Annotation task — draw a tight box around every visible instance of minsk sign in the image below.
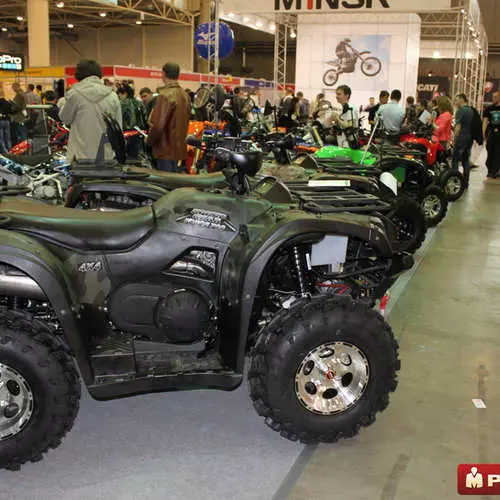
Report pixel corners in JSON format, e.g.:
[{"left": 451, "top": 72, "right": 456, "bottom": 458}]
[{"left": 226, "top": 0, "right": 450, "bottom": 13}]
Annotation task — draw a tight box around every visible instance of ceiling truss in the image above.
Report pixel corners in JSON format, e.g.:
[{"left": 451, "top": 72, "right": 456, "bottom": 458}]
[{"left": 0, "top": 0, "right": 196, "bottom": 37}]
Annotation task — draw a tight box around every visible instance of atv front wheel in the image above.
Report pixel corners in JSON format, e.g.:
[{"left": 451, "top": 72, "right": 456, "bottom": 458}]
[
  {"left": 388, "top": 197, "right": 426, "bottom": 253},
  {"left": 0, "top": 311, "right": 81, "bottom": 470},
  {"left": 248, "top": 296, "right": 399, "bottom": 443},
  {"left": 440, "top": 169, "right": 465, "bottom": 202},
  {"left": 421, "top": 185, "right": 448, "bottom": 227}
]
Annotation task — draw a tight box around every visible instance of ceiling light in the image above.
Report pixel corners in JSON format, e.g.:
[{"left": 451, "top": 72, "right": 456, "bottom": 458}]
[
  {"left": 269, "top": 23, "right": 276, "bottom": 31},
  {"left": 136, "top": 20, "right": 142, "bottom": 24},
  {"left": 465, "top": 51, "right": 472, "bottom": 58},
  {"left": 256, "top": 21, "right": 263, "bottom": 28},
  {"left": 99, "top": 12, "right": 107, "bottom": 17},
  {"left": 228, "top": 12, "right": 235, "bottom": 18},
  {"left": 1, "top": 28, "right": 7, "bottom": 32},
  {"left": 290, "top": 29, "right": 296, "bottom": 39},
  {"left": 480, "top": 49, "right": 484, "bottom": 55},
  {"left": 56, "top": 1, "right": 64, "bottom": 7},
  {"left": 243, "top": 16, "right": 249, "bottom": 22},
  {"left": 460, "top": 8, "right": 465, "bottom": 14},
  {"left": 433, "top": 51, "right": 440, "bottom": 58},
  {"left": 16, "top": 16, "right": 23, "bottom": 21},
  {"left": 67, "top": 23, "right": 74, "bottom": 28}
]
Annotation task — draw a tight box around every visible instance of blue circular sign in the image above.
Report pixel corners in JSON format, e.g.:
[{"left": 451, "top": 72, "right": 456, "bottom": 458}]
[{"left": 195, "top": 22, "right": 235, "bottom": 60}]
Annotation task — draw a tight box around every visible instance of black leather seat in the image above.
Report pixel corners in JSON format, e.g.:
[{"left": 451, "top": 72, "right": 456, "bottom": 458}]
[
  {"left": 135, "top": 168, "right": 226, "bottom": 189},
  {"left": 0, "top": 197, "right": 154, "bottom": 252}
]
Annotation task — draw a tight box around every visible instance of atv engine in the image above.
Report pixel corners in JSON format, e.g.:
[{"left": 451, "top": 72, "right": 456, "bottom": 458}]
[
  {"left": 33, "top": 183, "right": 58, "bottom": 201},
  {"left": 109, "top": 283, "right": 212, "bottom": 344}
]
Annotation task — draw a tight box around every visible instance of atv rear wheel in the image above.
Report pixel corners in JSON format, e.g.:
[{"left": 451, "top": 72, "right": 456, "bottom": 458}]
[
  {"left": 248, "top": 296, "right": 399, "bottom": 443},
  {"left": 388, "top": 197, "right": 426, "bottom": 253},
  {"left": 440, "top": 169, "right": 465, "bottom": 202},
  {"left": 0, "top": 311, "right": 81, "bottom": 470},
  {"left": 421, "top": 185, "right": 448, "bottom": 227}
]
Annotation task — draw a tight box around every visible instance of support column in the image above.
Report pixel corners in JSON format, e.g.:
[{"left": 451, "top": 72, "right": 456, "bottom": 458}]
[
  {"left": 141, "top": 26, "right": 147, "bottom": 66},
  {"left": 27, "top": 0, "right": 50, "bottom": 67}
]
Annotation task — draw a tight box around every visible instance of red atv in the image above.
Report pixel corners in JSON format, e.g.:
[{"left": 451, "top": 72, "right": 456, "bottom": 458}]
[{"left": 400, "top": 131, "right": 465, "bottom": 202}]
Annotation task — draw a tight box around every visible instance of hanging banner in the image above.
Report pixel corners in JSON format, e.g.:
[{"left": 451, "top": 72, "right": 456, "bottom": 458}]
[
  {"left": 0, "top": 53, "right": 24, "bottom": 72},
  {"left": 195, "top": 22, "right": 235, "bottom": 60},
  {"left": 416, "top": 76, "right": 450, "bottom": 102},
  {"left": 225, "top": 0, "right": 450, "bottom": 13}
]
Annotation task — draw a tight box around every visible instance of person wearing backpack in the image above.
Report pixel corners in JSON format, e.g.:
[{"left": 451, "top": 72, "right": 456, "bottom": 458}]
[
  {"left": 483, "top": 91, "right": 500, "bottom": 178},
  {"left": 452, "top": 94, "right": 477, "bottom": 189}
]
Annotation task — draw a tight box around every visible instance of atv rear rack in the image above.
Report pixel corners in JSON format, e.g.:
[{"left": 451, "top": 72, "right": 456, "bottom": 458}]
[{"left": 285, "top": 181, "right": 391, "bottom": 214}]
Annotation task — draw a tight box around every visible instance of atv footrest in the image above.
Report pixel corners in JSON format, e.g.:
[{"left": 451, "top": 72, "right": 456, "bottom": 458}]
[
  {"left": 90, "top": 332, "right": 136, "bottom": 383},
  {"left": 136, "top": 350, "right": 223, "bottom": 377}
]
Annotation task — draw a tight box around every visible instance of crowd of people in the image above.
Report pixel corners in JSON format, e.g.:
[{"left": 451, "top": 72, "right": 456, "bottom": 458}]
[
  {"left": 1, "top": 62, "right": 499, "bottom": 182},
  {"left": 0, "top": 59, "right": 192, "bottom": 171},
  {"left": 280, "top": 86, "right": 500, "bottom": 189}
]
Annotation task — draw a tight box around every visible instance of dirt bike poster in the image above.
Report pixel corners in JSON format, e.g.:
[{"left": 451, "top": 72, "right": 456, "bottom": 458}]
[{"left": 322, "top": 35, "right": 390, "bottom": 90}]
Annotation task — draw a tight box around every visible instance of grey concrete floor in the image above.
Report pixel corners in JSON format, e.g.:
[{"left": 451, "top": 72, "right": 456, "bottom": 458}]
[{"left": 286, "top": 170, "right": 500, "bottom": 499}]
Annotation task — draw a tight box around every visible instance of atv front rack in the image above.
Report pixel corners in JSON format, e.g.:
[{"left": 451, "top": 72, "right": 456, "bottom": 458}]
[{"left": 285, "top": 181, "right": 391, "bottom": 214}]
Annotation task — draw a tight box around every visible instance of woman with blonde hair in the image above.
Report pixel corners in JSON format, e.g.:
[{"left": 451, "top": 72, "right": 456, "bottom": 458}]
[{"left": 432, "top": 95, "right": 453, "bottom": 147}]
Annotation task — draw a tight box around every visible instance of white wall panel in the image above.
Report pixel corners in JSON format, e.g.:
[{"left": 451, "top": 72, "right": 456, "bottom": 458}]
[{"left": 295, "top": 13, "right": 421, "bottom": 109}]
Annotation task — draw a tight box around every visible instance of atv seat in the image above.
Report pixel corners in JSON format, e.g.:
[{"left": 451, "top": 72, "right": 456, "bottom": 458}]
[
  {"left": 133, "top": 168, "right": 227, "bottom": 189},
  {"left": 0, "top": 197, "right": 154, "bottom": 251}
]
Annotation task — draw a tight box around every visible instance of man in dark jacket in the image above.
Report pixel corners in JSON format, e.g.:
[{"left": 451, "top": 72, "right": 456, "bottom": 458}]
[
  {"left": 453, "top": 93, "right": 474, "bottom": 188},
  {"left": 148, "top": 62, "right": 190, "bottom": 172},
  {"left": 10, "top": 82, "right": 27, "bottom": 146}
]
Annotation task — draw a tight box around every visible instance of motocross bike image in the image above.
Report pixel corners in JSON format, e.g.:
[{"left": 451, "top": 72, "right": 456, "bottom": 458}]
[
  {"left": 0, "top": 141, "right": 408, "bottom": 469},
  {"left": 323, "top": 39, "right": 382, "bottom": 87}
]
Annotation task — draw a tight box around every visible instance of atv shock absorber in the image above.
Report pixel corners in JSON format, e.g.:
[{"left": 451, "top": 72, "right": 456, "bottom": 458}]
[{"left": 292, "top": 247, "right": 309, "bottom": 297}]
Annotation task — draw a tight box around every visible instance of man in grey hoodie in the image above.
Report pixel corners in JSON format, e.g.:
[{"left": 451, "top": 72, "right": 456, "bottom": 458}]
[{"left": 60, "top": 59, "right": 122, "bottom": 163}]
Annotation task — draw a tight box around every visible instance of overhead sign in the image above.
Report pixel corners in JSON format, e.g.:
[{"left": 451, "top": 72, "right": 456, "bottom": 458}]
[
  {"left": 0, "top": 53, "right": 24, "bottom": 72},
  {"left": 416, "top": 76, "right": 450, "bottom": 101},
  {"left": 195, "top": 22, "right": 235, "bottom": 60},
  {"left": 225, "top": 0, "right": 450, "bottom": 13}
]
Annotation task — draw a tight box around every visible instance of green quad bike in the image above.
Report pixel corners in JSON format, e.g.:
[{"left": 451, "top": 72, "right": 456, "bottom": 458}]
[
  {"left": 0, "top": 148, "right": 410, "bottom": 470},
  {"left": 66, "top": 124, "right": 426, "bottom": 256}
]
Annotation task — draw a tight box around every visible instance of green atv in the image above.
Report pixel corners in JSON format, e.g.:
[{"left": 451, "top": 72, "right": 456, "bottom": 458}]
[{"left": 0, "top": 149, "right": 408, "bottom": 470}]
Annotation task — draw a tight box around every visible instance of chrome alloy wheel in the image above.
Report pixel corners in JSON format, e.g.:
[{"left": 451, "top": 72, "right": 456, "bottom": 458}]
[
  {"left": 422, "top": 194, "right": 441, "bottom": 220},
  {"left": 295, "top": 342, "right": 369, "bottom": 415},
  {"left": 445, "top": 176, "right": 462, "bottom": 196},
  {"left": 0, "top": 363, "right": 34, "bottom": 440}
]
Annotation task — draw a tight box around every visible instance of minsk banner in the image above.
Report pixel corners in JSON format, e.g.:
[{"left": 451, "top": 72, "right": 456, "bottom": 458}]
[{"left": 224, "top": 0, "right": 450, "bottom": 13}]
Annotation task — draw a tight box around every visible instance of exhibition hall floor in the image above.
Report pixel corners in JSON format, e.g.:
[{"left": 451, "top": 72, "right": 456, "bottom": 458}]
[{"left": 2, "top": 167, "right": 499, "bottom": 499}]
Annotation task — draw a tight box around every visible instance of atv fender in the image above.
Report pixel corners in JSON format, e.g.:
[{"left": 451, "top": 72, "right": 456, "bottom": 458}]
[
  {"left": 219, "top": 214, "right": 395, "bottom": 371},
  {"left": 65, "top": 179, "right": 168, "bottom": 208},
  {"left": 0, "top": 230, "right": 92, "bottom": 383}
]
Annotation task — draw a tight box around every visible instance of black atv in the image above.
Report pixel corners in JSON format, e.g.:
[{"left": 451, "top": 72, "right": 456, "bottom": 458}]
[
  {"left": 66, "top": 125, "right": 426, "bottom": 255},
  {"left": 0, "top": 148, "right": 409, "bottom": 470},
  {"left": 301, "top": 144, "right": 448, "bottom": 228}
]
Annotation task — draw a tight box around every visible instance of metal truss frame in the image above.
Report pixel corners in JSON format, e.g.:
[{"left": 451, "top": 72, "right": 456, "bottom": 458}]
[
  {"left": 273, "top": 14, "right": 296, "bottom": 99},
  {"left": 450, "top": 1, "right": 488, "bottom": 110},
  {"left": 0, "top": 0, "right": 195, "bottom": 31}
]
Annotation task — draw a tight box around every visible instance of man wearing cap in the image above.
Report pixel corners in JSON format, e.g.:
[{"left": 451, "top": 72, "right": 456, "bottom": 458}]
[{"left": 148, "top": 62, "right": 190, "bottom": 172}]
